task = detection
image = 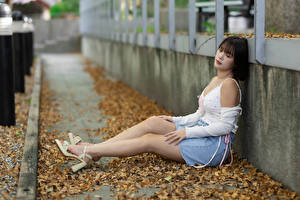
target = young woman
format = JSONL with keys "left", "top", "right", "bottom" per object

{"left": 56, "top": 36, "right": 249, "bottom": 172}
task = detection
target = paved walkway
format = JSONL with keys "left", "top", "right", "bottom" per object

{"left": 41, "top": 53, "right": 158, "bottom": 199}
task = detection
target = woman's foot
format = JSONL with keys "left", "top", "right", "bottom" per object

{"left": 72, "top": 139, "right": 92, "bottom": 146}
{"left": 68, "top": 144, "right": 100, "bottom": 162}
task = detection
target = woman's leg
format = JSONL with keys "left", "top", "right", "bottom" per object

{"left": 102, "top": 116, "right": 176, "bottom": 144}
{"left": 68, "top": 133, "right": 185, "bottom": 163}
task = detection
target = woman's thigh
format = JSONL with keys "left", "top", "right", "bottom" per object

{"left": 143, "top": 116, "right": 176, "bottom": 135}
{"left": 143, "top": 133, "right": 185, "bottom": 163}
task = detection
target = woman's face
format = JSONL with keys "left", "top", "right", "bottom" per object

{"left": 214, "top": 46, "right": 235, "bottom": 71}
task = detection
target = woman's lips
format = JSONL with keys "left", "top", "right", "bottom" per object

{"left": 216, "top": 59, "right": 222, "bottom": 65}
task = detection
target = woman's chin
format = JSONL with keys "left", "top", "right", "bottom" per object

{"left": 214, "top": 64, "right": 221, "bottom": 69}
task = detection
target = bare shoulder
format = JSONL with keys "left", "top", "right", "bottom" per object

{"left": 220, "top": 79, "right": 240, "bottom": 107}
{"left": 222, "top": 78, "right": 239, "bottom": 92}
{"left": 212, "top": 76, "right": 218, "bottom": 82}
{"left": 209, "top": 76, "right": 218, "bottom": 84}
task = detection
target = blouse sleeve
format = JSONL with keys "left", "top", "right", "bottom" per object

{"left": 172, "top": 94, "right": 205, "bottom": 126}
{"left": 185, "top": 107, "right": 242, "bottom": 138}
{"left": 172, "top": 109, "right": 202, "bottom": 126}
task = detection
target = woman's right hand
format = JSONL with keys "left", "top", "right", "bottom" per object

{"left": 157, "top": 115, "right": 173, "bottom": 122}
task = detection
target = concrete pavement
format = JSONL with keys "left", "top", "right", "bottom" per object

{"left": 41, "top": 53, "right": 158, "bottom": 199}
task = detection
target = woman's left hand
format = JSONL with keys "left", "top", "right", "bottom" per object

{"left": 164, "top": 129, "right": 186, "bottom": 145}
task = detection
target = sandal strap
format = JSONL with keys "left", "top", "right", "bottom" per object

{"left": 73, "top": 136, "right": 82, "bottom": 144}
{"left": 62, "top": 141, "right": 70, "bottom": 148}
{"left": 78, "top": 146, "right": 92, "bottom": 160}
{"left": 69, "top": 132, "right": 83, "bottom": 145}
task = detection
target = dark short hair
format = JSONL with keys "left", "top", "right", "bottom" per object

{"left": 218, "top": 36, "right": 249, "bottom": 81}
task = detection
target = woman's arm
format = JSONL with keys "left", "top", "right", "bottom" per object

{"left": 164, "top": 107, "right": 241, "bottom": 145}
{"left": 185, "top": 79, "right": 241, "bottom": 138}
{"left": 171, "top": 110, "right": 202, "bottom": 125}
{"left": 157, "top": 110, "right": 202, "bottom": 125}
{"left": 185, "top": 107, "right": 241, "bottom": 138}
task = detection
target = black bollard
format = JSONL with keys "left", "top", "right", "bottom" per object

{"left": 0, "top": 3, "right": 15, "bottom": 126}
{"left": 12, "top": 10, "right": 25, "bottom": 93}
{"left": 23, "top": 16, "right": 31, "bottom": 76}
{"left": 27, "top": 17, "right": 34, "bottom": 70}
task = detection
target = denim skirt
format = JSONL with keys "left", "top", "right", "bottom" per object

{"left": 177, "top": 119, "right": 235, "bottom": 167}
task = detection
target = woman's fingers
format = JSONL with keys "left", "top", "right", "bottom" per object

{"left": 167, "top": 135, "right": 183, "bottom": 145}
{"left": 169, "top": 137, "right": 180, "bottom": 145}
{"left": 165, "top": 133, "right": 176, "bottom": 141}
{"left": 164, "top": 130, "right": 186, "bottom": 145}
{"left": 157, "top": 115, "right": 173, "bottom": 122}
{"left": 164, "top": 132, "right": 181, "bottom": 145}
{"left": 174, "top": 137, "right": 184, "bottom": 145}
{"left": 164, "top": 131, "right": 174, "bottom": 137}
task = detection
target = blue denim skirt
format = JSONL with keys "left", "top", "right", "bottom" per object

{"left": 177, "top": 119, "right": 235, "bottom": 167}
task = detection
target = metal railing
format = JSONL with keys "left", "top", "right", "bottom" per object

{"left": 80, "top": 0, "right": 265, "bottom": 64}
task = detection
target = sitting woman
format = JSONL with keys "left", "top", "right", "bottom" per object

{"left": 56, "top": 36, "right": 249, "bottom": 172}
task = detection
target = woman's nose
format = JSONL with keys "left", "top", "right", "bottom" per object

{"left": 219, "top": 52, "right": 224, "bottom": 59}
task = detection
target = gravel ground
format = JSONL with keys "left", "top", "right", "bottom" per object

{"left": 0, "top": 64, "right": 35, "bottom": 200}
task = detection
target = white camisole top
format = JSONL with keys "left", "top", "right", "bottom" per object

{"left": 199, "top": 78, "right": 242, "bottom": 133}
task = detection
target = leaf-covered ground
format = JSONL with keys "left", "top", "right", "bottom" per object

{"left": 225, "top": 32, "right": 300, "bottom": 39}
{"left": 149, "top": 31, "right": 300, "bottom": 39}
{"left": 0, "top": 65, "right": 35, "bottom": 200}
{"left": 37, "top": 60, "right": 299, "bottom": 199}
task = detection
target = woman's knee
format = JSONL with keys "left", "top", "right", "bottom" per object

{"left": 140, "top": 133, "right": 158, "bottom": 152}
{"left": 143, "top": 116, "right": 162, "bottom": 131}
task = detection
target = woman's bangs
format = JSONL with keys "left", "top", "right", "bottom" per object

{"left": 220, "top": 42, "right": 235, "bottom": 57}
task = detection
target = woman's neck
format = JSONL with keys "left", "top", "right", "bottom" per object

{"left": 216, "top": 70, "right": 233, "bottom": 80}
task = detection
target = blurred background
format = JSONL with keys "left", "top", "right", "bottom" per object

{"left": 0, "top": 0, "right": 299, "bottom": 56}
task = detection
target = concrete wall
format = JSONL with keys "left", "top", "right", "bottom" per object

{"left": 81, "top": 36, "right": 300, "bottom": 193}
{"left": 33, "top": 18, "right": 80, "bottom": 54}
{"left": 33, "top": 18, "right": 79, "bottom": 46}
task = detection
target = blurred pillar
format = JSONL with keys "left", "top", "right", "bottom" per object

{"left": 0, "top": 3, "right": 15, "bottom": 126}
{"left": 12, "top": 10, "right": 25, "bottom": 93}
{"left": 23, "top": 16, "right": 31, "bottom": 76}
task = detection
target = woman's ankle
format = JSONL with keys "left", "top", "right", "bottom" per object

{"left": 86, "top": 146, "right": 101, "bottom": 162}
